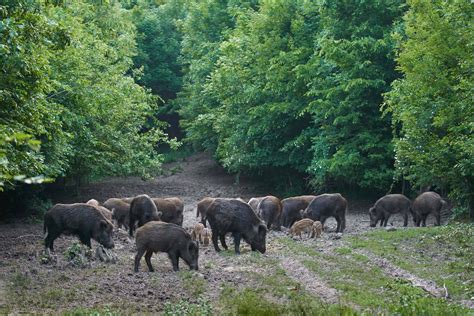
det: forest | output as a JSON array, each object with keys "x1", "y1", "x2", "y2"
[
  {"x1": 1, "y1": 0, "x2": 472, "y2": 219},
  {"x1": 0, "y1": 0, "x2": 473, "y2": 314}
]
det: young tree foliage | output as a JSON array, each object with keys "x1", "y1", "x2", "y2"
[{"x1": 384, "y1": 0, "x2": 474, "y2": 214}]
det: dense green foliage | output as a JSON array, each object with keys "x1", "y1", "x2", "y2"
[
  {"x1": 1, "y1": 0, "x2": 473, "y2": 214},
  {"x1": 1, "y1": 1, "x2": 169, "y2": 192},
  {"x1": 384, "y1": 0, "x2": 474, "y2": 214},
  {"x1": 177, "y1": 0, "x2": 404, "y2": 193}
]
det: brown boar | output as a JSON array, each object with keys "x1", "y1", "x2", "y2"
[
  {"x1": 103, "y1": 198, "x2": 130, "y2": 230},
  {"x1": 192, "y1": 223, "x2": 205, "y2": 244},
  {"x1": 202, "y1": 228, "x2": 211, "y2": 246},
  {"x1": 254, "y1": 196, "x2": 282, "y2": 230},
  {"x1": 248, "y1": 197, "x2": 265, "y2": 211},
  {"x1": 134, "y1": 221, "x2": 199, "y2": 272},
  {"x1": 311, "y1": 221, "x2": 323, "y2": 238},
  {"x1": 206, "y1": 198, "x2": 267, "y2": 254},
  {"x1": 152, "y1": 197, "x2": 184, "y2": 226},
  {"x1": 196, "y1": 197, "x2": 215, "y2": 227},
  {"x1": 281, "y1": 195, "x2": 317, "y2": 228},
  {"x1": 129, "y1": 194, "x2": 161, "y2": 236},
  {"x1": 303, "y1": 193, "x2": 347, "y2": 232},
  {"x1": 290, "y1": 218, "x2": 314, "y2": 239},
  {"x1": 86, "y1": 199, "x2": 100, "y2": 206},
  {"x1": 369, "y1": 194, "x2": 411, "y2": 227},
  {"x1": 44, "y1": 203, "x2": 114, "y2": 252},
  {"x1": 412, "y1": 191, "x2": 446, "y2": 226}
]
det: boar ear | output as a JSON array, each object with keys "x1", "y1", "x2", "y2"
[
  {"x1": 100, "y1": 220, "x2": 108, "y2": 229},
  {"x1": 299, "y1": 209, "x2": 304, "y2": 217},
  {"x1": 157, "y1": 211, "x2": 163, "y2": 219}
]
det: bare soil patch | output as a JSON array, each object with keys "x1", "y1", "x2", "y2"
[{"x1": 0, "y1": 153, "x2": 459, "y2": 313}]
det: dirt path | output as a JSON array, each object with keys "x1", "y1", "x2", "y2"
[
  {"x1": 279, "y1": 256, "x2": 340, "y2": 304},
  {"x1": 0, "y1": 153, "x2": 459, "y2": 313}
]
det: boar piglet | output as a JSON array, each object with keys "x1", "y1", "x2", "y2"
[
  {"x1": 134, "y1": 221, "x2": 199, "y2": 272},
  {"x1": 44, "y1": 203, "x2": 114, "y2": 252}
]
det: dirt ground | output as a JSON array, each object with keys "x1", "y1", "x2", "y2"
[{"x1": 0, "y1": 153, "x2": 455, "y2": 314}]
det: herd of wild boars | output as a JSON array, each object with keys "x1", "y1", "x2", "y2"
[{"x1": 42, "y1": 191, "x2": 447, "y2": 271}]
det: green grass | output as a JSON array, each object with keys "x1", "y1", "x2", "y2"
[
  {"x1": 274, "y1": 235, "x2": 470, "y2": 314},
  {"x1": 163, "y1": 297, "x2": 212, "y2": 316},
  {"x1": 348, "y1": 224, "x2": 474, "y2": 301},
  {"x1": 179, "y1": 270, "x2": 207, "y2": 296}
]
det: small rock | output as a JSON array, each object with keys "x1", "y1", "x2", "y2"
[
  {"x1": 333, "y1": 233, "x2": 343, "y2": 240},
  {"x1": 386, "y1": 227, "x2": 397, "y2": 232}
]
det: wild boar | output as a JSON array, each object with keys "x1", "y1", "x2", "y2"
[
  {"x1": 196, "y1": 197, "x2": 215, "y2": 227},
  {"x1": 43, "y1": 203, "x2": 114, "y2": 252},
  {"x1": 248, "y1": 197, "x2": 265, "y2": 211},
  {"x1": 369, "y1": 194, "x2": 411, "y2": 227},
  {"x1": 281, "y1": 195, "x2": 317, "y2": 228},
  {"x1": 303, "y1": 193, "x2": 347, "y2": 233},
  {"x1": 202, "y1": 228, "x2": 211, "y2": 246},
  {"x1": 311, "y1": 221, "x2": 323, "y2": 238},
  {"x1": 289, "y1": 218, "x2": 314, "y2": 239},
  {"x1": 192, "y1": 223, "x2": 205, "y2": 244},
  {"x1": 129, "y1": 194, "x2": 161, "y2": 236},
  {"x1": 134, "y1": 221, "x2": 198, "y2": 272},
  {"x1": 152, "y1": 197, "x2": 184, "y2": 226},
  {"x1": 196, "y1": 197, "x2": 245, "y2": 227},
  {"x1": 103, "y1": 198, "x2": 130, "y2": 230},
  {"x1": 85, "y1": 199, "x2": 113, "y2": 222},
  {"x1": 121, "y1": 197, "x2": 134, "y2": 204},
  {"x1": 412, "y1": 191, "x2": 446, "y2": 226},
  {"x1": 254, "y1": 196, "x2": 282, "y2": 230},
  {"x1": 206, "y1": 198, "x2": 267, "y2": 254}
]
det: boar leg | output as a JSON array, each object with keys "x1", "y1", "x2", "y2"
[
  {"x1": 79, "y1": 233, "x2": 92, "y2": 248},
  {"x1": 422, "y1": 214, "x2": 428, "y2": 227},
  {"x1": 232, "y1": 233, "x2": 241, "y2": 255},
  {"x1": 168, "y1": 251, "x2": 179, "y2": 271},
  {"x1": 145, "y1": 250, "x2": 154, "y2": 272},
  {"x1": 45, "y1": 230, "x2": 60, "y2": 252},
  {"x1": 435, "y1": 213, "x2": 441, "y2": 226},
  {"x1": 219, "y1": 234, "x2": 228, "y2": 250},
  {"x1": 212, "y1": 231, "x2": 221, "y2": 252},
  {"x1": 134, "y1": 248, "x2": 146, "y2": 272},
  {"x1": 336, "y1": 216, "x2": 341, "y2": 232},
  {"x1": 403, "y1": 213, "x2": 408, "y2": 227},
  {"x1": 383, "y1": 214, "x2": 390, "y2": 227}
]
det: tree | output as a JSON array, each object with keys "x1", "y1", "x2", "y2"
[{"x1": 384, "y1": 0, "x2": 474, "y2": 216}]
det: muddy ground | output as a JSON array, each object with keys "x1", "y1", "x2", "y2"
[{"x1": 0, "y1": 153, "x2": 457, "y2": 314}]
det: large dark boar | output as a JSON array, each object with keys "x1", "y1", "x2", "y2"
[
  {"x1": 412, "y1": 191, "x2": 445, "y2": 226},
  {"x1": 369, "y1": 194, "x2": 411, "y2": 227},
  {"x1": 196, "y1": 197, "x2": 245, "y2": 227},
  {"x1": 44, "y1": 203, "x2": 115, "y2": 252},
  {"x1": 303, "y1": 193, "x2": 347, "y2": 233},
  {"x1": 103, "y1": 198, "x2": 130, "y2": 230},
  {"x1": 255, "y1": 196, "x2": 282, "y2": 230},
  {"x1": 129, "y1": 194, "x2": 161, "y2": 236},
  {"x1": 152, "y1": 197, "x2": 184, "y2": 226},
  {"x1": 206, "y1": 198, "x2": 267, "y2": 254},
  {"x1": 281, "y1": 195, "x2": 317, "y2": 228},
  {"x1": 134, "y1": 221, "x2": 198, "y2": 272}
]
